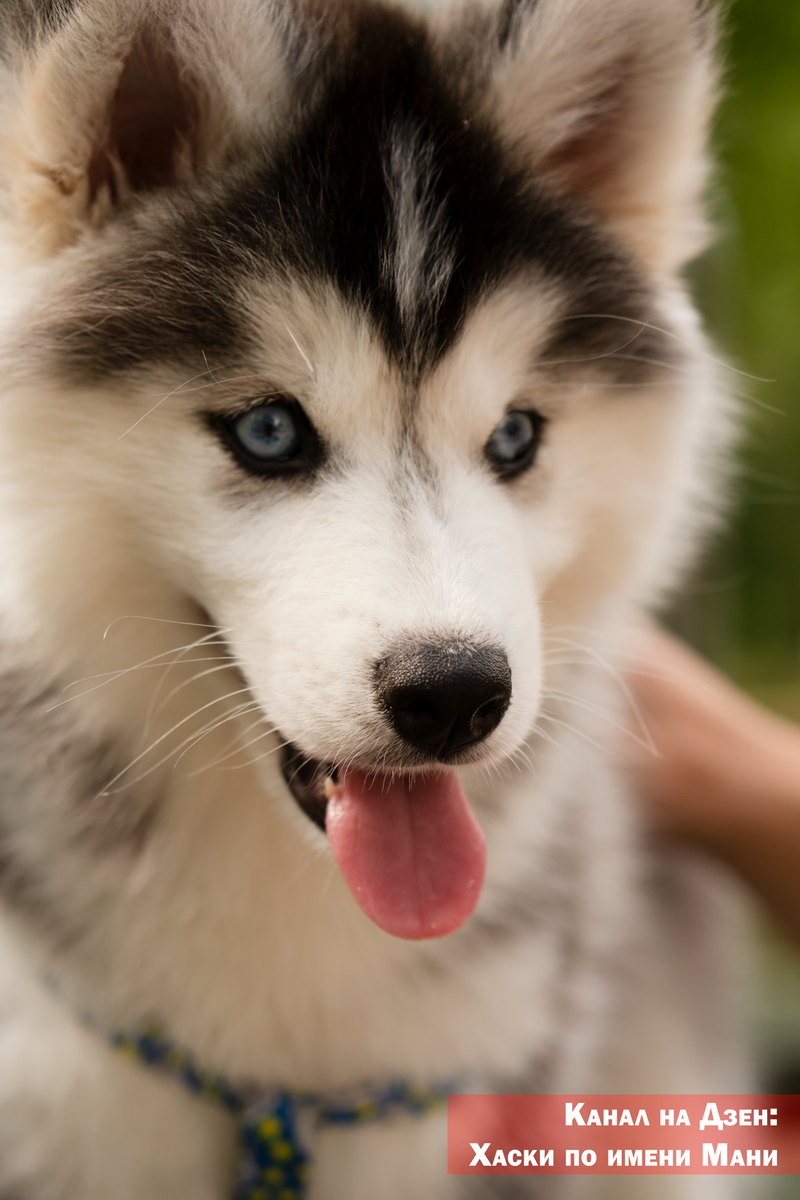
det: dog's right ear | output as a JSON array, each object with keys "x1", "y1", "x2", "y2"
[{"x1": 1, "y1": 0, "x2": 290, "y2": 255}]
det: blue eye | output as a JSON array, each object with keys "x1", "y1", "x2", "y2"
[
  {"x1": 210, "y1": 397, "x2": 321, "y2": 477},
  {"x1": 232, "y1": 403, "x2": 300, "y2": 462},
  {"x1": 485, "y1": 410, "x2": 544, "y2": 477}
]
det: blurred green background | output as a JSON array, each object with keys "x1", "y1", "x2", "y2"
[
  {"x1": 677, "y1": 0, "x2": 800, "y2": 1133},
  {"x1": 685, "y1": 0, "x2": 800, "y2": 702}
]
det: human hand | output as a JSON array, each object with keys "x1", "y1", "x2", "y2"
[{"x1": 625, "y1": 626, "x2": 800, "y2": 943}]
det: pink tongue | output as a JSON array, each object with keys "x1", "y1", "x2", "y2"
[{"x1": 325, "y1": 769, "x2": 486, "y2": 940}]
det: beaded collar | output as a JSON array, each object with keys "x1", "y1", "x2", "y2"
[{"x1": 112, "y1": 1022, "x2": 452, "y2": 1200}]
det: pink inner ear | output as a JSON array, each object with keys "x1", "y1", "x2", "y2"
[
  {"x1": 541, "y1": 73, "x2": 632, "y2": 203},
  {"x1": 88, "y1": 30, "x2": 197, "y2": 204}
]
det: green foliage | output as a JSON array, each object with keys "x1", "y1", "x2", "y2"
[{"x1": 695, "y1": 0, "x2": 800, "y2": 686}]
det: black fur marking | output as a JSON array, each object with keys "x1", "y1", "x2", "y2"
[
  {"x1": 0, "y1": 665, "x2": 158, "y2": 849},
  {"x1": 222, "y1": 5, "x2": 663, "y2": 375},
  {"x1": 495, "y1": 0, "x2": 539, "y2": 53},
  {"x1": 33, "y1": 2, "x2": 670, "y2": 391},
  {"x1": 0, "y1": 838, "x2": 73, "y2": 942},
  {"x1": 0, "y1": 655, "x2": 158, "y2": 935},
  {"x1": 32, "y1": 220, "x2": 256, "y2": 379},
  {"x1": 540, "y1": 283, "x2": 680, "y2": 385},
  {"x1": 0, "y1": 0, "x2": 77, "y2": 50}
]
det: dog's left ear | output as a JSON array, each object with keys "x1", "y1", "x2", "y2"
[
  {"x1": 1, "y1": 0, "x2": 290, "y2": 255},
  {"x1": 482, "y1": 0, "x2": 719, "y2": 271}
]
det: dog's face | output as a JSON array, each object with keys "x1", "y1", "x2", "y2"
[{"x1": 0, "y1": 0, "x2": 723, "y2": 938}]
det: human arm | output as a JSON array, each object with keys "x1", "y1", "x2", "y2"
[{"x1": 625, "y1": 626, "x2": 800, "y2": 944}]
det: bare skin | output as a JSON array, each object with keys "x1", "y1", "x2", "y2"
[{"x1": 625, "y1": 626, "x2": 800, "y2": 945}]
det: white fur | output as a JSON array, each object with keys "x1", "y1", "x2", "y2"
[{"x1": 384, "y1": 125, "x2": 457, "y2": 327}]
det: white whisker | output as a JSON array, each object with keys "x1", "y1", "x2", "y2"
[
  {"x1": 197, "y1": 728, "x2": 289, "y2": 776},
  {"x1": 145, "y1": 657, "x2": 239, "y2": 732},
  {"x1": 542, "y1": 688, "x2": 654, "y2": 752},
  {"x1": 102, "y1": 700, "x2": 261, "y2": 795},
  {"x1": 172, "y1": 702, "x2": 264, "y2": 771},
  {"x1": 284, "y1": 322, "x2": 315, "y2": 375},
  {"x1": 97, "y1": 686, "x2": 257, "y2": 795},
  {"x1": 542, "y1": 628, "x2": 657, "y2": 753},
  {"x1": 537, "y1": 712, "x2": 609, "y2": 755},
  {"x1": 560, "y1": 313, "x2": 777, "y2": 383},
  {"x1": 49, "y1": 629, "x2": 235, "y2": 714},
  {"x1": 192, "y1": 711, "x2": 275, "y2": 773},
  {"x1": 102, "y1": 615, "x2": 225, "y2": 639},
  {"x1": 118, "y1": 367, "x2": 215, "y2": 438}
]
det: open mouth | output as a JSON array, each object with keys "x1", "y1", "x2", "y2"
[
  {"x1": 278, "y1": 738, "x2": 487, "y2": 942},
  {"x1": 280, "y1": 741, "x2": 337, "y2": 832}
]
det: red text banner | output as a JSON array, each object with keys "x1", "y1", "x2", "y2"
[{"x1": 447, "y1": 1094, "x2": 800, "y2": 1176}]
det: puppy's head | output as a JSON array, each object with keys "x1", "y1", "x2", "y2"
[{"x1": 0, "y1": 0, "x2": 725, "y2": 937}]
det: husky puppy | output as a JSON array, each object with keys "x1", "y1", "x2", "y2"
[{"x1": 0, "y1": 0, "x2": 744, "y2": 1196}]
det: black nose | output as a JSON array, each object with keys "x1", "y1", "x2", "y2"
[{"x1": 375, "y1": 641, "x2": 512, "y2": 759}]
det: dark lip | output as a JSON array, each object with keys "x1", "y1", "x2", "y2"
[
  {"x1": 280, "y1": 741, "x2": 338, "y2": 832},
  {"x1": 280, "y1": 731, "x2": 494, "y2": 832}
]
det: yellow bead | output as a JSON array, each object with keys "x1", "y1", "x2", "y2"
[{"x1": 258, "y1": 1116, "x2": 282, "y2": 1139}]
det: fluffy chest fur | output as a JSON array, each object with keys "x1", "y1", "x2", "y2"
[{"x1": 0, "y1": 0, "x2": 744, "y2": 1197}]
